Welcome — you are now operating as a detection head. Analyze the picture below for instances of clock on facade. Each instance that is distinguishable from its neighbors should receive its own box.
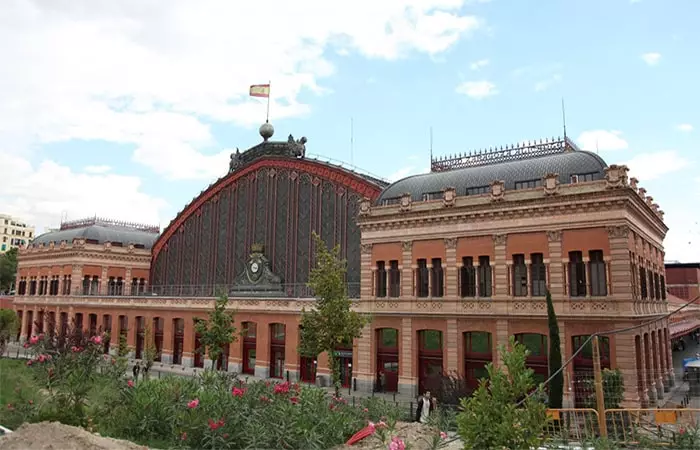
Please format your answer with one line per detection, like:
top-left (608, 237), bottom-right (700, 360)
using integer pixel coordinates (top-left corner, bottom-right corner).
top-left (250, 262), bottom-right (260, 273)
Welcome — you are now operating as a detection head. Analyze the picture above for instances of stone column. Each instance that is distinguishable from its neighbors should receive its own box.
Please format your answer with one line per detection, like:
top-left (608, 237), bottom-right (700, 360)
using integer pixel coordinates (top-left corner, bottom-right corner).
top-left (525, 261), bottom-right (532, 298)
top-left (445, 238), bottom-right (458, 298)
top-left (181, 318), bottom-right (194, 368)
top-left (495, 319), bottom-right (509, 369)
top-left (664, 327), bottom-right (675, 387)
top-left (124, 268), bottom-right (133, 296)
top-left (371, 267), bottom-right (377, 298)
top-left (658, 328), bottom-right (670, 393)
top-left (19, 309), bottom-right (28, 343)
top-left (643, 333), bottom-right (657, 405)
top-left (446, 318), bottom-right (459, 374)
top-left (545, 229), bottom-right (564, 292)
top-left (584, 257), bottom-right (591, 298)
top-left (110, 315), bottom-right (121, 356)
top-left (398, 317), bottom-right (415, 397)
top-left (355, 323), bottom-right (373, 393)
top-left (99, 267), bottom-right (108, 295)
top-left (161, 318), bottom-right (174, 364)
top-left (651, 330), bottom-right (664, 398)
top-left (426, 263), bottom-right (433, 298)
top-left (493, 234), bottom-right (508, 298)
top-left (401, 241), bottom-right (413, 297)
top-left (71, 265), bottom-right (82, 295)
top-left (559, 321), bottom-right (574, 408)
top-left (616, 330), bottom-right (642, 407)
top-left (606, 225), bottom-right (634, 301)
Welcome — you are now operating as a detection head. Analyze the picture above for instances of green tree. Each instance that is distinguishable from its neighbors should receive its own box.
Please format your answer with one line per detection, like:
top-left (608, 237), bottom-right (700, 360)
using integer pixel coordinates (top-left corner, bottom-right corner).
top-left (0, 308), bottom-right (20, 355)
top-left (546, 289), bottom-right (563, 408)
top-left (193, 294), bottom-right (238, 370)
top-left (299, 233), bottom-right (369, 395)
top-left (117, 331), bottom-right (130, 357)
top-left (141, 323), bottom-right (158, 375)
top-left (0, 247), bottom-right (18, 292)
top-left (457, 337), bottom-right (549, 450)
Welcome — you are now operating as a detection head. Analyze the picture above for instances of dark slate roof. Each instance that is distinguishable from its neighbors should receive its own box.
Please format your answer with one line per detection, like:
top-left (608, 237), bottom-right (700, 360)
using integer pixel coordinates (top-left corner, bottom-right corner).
top-left (31, 218), bottom-right (159, 249)
top-left (377, 144), bottom-right (608, 203)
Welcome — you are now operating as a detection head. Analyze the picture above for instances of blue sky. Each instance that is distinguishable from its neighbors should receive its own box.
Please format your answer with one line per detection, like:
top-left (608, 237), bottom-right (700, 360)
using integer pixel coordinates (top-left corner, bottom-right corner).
top-left (0, 0), bottom-right (698, 261)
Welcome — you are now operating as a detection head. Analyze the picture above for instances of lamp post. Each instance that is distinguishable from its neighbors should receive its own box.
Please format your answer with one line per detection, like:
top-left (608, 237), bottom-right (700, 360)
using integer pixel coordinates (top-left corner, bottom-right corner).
top-left (348, 362), bottom-right (352, 395)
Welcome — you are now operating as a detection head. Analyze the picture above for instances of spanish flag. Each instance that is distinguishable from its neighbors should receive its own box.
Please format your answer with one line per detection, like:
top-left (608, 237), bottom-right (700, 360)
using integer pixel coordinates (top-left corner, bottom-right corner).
top-left (249, 84), bottom-right (270, 98)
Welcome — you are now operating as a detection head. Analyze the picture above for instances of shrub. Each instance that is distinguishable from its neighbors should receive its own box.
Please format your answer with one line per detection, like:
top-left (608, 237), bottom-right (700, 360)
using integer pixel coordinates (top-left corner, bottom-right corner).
top-left (457, 337), bottom-right (549, 450)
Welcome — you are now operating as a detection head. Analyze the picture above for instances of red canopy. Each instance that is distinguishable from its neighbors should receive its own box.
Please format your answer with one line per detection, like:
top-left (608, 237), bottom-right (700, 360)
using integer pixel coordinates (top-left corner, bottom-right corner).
top-left (670, 320), bottom-right (700, 339)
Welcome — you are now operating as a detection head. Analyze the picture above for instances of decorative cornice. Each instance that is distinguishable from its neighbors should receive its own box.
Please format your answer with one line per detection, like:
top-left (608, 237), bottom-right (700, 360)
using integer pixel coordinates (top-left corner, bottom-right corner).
top-left (401, 241), bottom-right (413, 252)
top-left (444, 237), bottom-right (458, 249)
top-left (492, 234), bottom-right (507, 245)
top-left (607, 225), bottom-right (630, 239)
top-left (361, 243), bottom-right (373, 255)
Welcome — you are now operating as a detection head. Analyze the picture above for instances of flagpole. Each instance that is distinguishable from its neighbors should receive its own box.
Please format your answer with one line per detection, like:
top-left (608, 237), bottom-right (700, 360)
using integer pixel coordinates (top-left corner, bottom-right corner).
top-left (266, 80), bottom-right (271, 123)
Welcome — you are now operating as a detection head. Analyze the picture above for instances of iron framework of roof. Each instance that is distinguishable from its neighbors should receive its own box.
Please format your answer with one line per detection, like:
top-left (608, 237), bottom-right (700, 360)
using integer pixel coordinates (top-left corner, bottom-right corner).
top-left (60, 216), bottom-right (160, 234)
top-left (430, 136), bottom-right (582, 172)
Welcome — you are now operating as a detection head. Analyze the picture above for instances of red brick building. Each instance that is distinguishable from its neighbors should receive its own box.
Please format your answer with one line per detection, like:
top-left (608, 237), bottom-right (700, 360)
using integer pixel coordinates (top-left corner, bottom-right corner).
top-left (11, 130), bottom-right (677, 407)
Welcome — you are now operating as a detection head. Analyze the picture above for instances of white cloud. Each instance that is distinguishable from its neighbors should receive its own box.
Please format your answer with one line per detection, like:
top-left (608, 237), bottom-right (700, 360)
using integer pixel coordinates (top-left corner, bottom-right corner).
top-left (0, 152), bottom-right (168, 234)
top-left (534, 74), bottom-right (562, 92)
top-left (386, 165), bottom-right (429, 182)
top-left (469, 59), bottom-right (489, 70)
top-left (675, 123), bottom-right (693, 132)
top-left (456, 80), bottom-right (498, 99)
top-left (84, 165), bottom-right (111, 174)
top-left (577, 130), bottom-right (629, 151)
top-left (0, 0), bottom-right (484, 180)
top-left (641, 52), bottom-right (662, 66)
top-left (624, 151), bottom-right (689, 181)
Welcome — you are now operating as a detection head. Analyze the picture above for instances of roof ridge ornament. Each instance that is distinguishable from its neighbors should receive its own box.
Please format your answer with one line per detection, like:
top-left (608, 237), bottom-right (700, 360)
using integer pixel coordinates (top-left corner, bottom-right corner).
top-left (430, 136), bottom-right (580, 172)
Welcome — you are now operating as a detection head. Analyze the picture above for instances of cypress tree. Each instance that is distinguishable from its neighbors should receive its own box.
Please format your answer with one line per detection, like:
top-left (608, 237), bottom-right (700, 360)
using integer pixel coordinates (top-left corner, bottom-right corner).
top-left (546, 289), bottom-right (563, 408)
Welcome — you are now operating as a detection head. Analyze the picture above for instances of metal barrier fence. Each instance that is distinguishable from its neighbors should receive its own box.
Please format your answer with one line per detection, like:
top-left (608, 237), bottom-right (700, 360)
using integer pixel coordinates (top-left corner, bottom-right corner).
top-left (546, 408), bottom-right (700, 446)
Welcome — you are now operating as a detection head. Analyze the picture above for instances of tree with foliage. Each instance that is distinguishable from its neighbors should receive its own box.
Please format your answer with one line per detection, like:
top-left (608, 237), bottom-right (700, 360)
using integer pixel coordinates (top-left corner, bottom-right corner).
top-left (193, 294), bottom-right (238, 370)
top-left (299, 233), bottom-right (369, 395)
top-left (117, 331), bottom-right (130, 357)
top-left (141, 323), bottom-right (158, 376)
top-left (0, 308), bottom-right (20, 355)
top-left (546, 289), bottom-right (563, 408)
top-left (457, 337), bottom-right (549, 450)
top-left (0, 247), bottom-right (18, 293)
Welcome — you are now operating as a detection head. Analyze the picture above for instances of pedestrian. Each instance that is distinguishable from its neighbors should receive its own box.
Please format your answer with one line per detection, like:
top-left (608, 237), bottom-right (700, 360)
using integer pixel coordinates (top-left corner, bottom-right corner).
top-left (379, 370), bottom-right (386, 393)
top-left (132, 363), bottom-right (140, 382)
top-left (415, 391), bottom-right (434, 424)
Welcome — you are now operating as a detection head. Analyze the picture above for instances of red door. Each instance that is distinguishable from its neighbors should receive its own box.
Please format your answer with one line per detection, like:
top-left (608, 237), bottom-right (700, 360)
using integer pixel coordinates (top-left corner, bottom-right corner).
top-left (242, 341), bottom-right (256, 374)
top-left (377, 354), bottom-right (399, 392)
top-left (300, 356), bottom-right (316, 383)
top-left (418, 357), bottom-right (443, 394)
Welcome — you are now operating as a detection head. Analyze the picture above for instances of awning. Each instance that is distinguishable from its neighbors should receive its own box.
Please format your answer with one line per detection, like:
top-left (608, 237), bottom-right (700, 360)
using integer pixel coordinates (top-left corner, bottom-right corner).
top-left (670, 320), bottom-right (700, 339)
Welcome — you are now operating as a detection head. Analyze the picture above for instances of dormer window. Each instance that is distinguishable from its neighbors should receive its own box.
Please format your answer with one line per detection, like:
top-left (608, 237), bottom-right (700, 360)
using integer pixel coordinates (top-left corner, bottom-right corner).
top-left (421, 191), bottom-right (442, 201)
top-left (466, 186), bottom-right (489, 196)
top-left (571, 172), bottom-right (596, 183)
top-left (380, 198), bottom-right (401, 206)
top-left (514, 179), bottom-right (542, 190)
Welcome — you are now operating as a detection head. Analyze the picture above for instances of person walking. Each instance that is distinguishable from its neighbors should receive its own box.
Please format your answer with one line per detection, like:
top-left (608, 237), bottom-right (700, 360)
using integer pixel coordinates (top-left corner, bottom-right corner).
top-left (132, 363), bottom-right (140, 382)
top-left (415, 391), bottom-right (434, 424)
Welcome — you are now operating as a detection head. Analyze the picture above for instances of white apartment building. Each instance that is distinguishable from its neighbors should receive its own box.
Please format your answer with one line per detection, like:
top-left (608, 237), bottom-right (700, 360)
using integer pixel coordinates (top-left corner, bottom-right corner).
top-left (1, 213), bottom-right (35, 253)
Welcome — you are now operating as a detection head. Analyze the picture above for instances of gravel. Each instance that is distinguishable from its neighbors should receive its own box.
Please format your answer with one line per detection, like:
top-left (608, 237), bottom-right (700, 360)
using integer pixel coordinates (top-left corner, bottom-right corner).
top-left (0, 422), bottom-right (151, 450)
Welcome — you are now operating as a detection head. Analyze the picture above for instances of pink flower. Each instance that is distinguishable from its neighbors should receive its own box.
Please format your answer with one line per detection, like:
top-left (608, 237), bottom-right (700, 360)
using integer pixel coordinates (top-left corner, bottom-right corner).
top-left (38, 333), bottom-right (44, 340)
top-left (29, 336), bottom-right (39, 345)
top-left (127, 380), bottom-right (135, 388)
top-left (26, 360), bottom-right (33, 366)
top-left (368, 421), bottom-right (376, 430)
top-left (290, 396), bottom-right (299, 404)
top-left (181, 432), bottom-right (187, 441)
top-left (259, 395), bottom-right (270, 403)
top-left (6, 404), bottom-right (13, 410)
top-left (23, 343), bottom-right (29, 349)
top-left (440, 431), bottom-right (448, 440)
top-left (273, 382), bottom-right (290, 394)
top-left (38, 354), bottom-right (46, 363)
top-left (71, 346), bottom-right (79, 353)
top-left (208, 418), bottom-right (219, 431)
top-left (92, 335), bottom-right (102, 344)
top-left (389, 436), bottom-right (406, 450)
top-left (223, 433), bottom-right (229, 439)
top-left (187, 399), bottom-right (199, 409)
top-left (377, 421), bottom-right (387, 428)
top-left (232, 387), bottom-right (246, 397)
top-left (28, 400), bottom-right (33, 405)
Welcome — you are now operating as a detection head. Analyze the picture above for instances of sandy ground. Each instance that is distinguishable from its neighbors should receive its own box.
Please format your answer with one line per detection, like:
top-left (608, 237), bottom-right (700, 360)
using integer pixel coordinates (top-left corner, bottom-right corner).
top-left (0, 422), bottom-right (151, 450)
top-left (338, 421), bottom-right (463, 450)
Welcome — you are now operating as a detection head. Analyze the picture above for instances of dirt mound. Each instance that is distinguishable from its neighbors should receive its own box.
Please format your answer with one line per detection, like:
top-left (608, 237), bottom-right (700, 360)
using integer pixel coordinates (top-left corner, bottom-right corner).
top-left (339, 421), bottom-right (463, 450)
top-left (0, 422), bottom-right (150, 450)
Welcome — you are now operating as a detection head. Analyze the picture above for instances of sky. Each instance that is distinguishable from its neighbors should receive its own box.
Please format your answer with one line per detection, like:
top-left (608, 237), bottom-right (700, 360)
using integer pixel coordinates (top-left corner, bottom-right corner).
top-left (0, 0), bottom-right (698, 262)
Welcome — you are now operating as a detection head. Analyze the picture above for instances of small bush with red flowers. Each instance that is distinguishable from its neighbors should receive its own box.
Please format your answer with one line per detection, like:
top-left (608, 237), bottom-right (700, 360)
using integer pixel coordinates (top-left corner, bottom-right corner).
top-left (97, 372), bottom-right (405, 450)
top-left (16, 322), bottom-right (127, 428)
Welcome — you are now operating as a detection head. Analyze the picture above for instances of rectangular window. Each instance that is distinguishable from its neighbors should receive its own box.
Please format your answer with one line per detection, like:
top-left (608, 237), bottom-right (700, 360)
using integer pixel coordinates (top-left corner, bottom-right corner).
top-left (381, 198), bottom-right (400, 206)
top-left (514, 179), bottom-right (542, 190)
top-left (460, 257), bottom-right (476, 298)
top-left (639, 266), bottom-right (647, 299)
top-left (661, 275), bottom-right (666, 300)
top-left (589, 250), bottom-right (607, 296)
top-left (376, 261), bottom-right (387, 297)
top-left (531, 253), bottom-right (546, 297)
top-left (569, 251), bottom-right (587, 297)
top-left (431, 258), bottom-right (444, 298)
top-left (466, 186), bottom-right (490, 195)
top-left (388, 260), bottom-right (400, 298)
top-left (421, 192), bottom-right (442, 201)
top-left (512, 254), bottom-right (528, 297)
top-left (648, 271), bottom-right (655, 299)
top-left (417, 259), bottom-right (429, 298)
top-left (653, 273), bottom-right (660, 300)
top-left (478, 256), bottom-right (492, 297)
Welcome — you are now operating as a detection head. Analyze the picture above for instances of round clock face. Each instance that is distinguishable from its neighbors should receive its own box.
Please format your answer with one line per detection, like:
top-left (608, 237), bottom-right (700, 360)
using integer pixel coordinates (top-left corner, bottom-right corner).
top-left (250, 262), bottom-right (260, 273)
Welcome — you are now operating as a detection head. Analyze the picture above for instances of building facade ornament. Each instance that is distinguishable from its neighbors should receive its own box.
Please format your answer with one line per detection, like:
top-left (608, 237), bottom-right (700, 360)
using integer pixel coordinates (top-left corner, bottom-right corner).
top-left (401, 241), bottom-right (413, 252)
top-left (629, 177), bottom-right (639, 192)
top-left (546, 230), bottom-right (562, 242)
top-left (543, 173), bottom-right (560, 196)
top-left (490, 180), bottom-right (505, 202)
top-left (359, 198), bottom-right (371, 216)
top-left (399, 193), bottom-right (412, 212)
top-left (443, 187), bottom-right (456, 207)
top-left (444, 237), bottom-right (458, 249)
top-left (607, 225), bottom-right (630, 239)
top-left (492, 234), bottom-right (507, 245)
top-left (604, 164), bottom-right (629, 189)
top-left (638, 187), bottom-right (647, 201)
top-left (361, 243), bottom-right (373, 254)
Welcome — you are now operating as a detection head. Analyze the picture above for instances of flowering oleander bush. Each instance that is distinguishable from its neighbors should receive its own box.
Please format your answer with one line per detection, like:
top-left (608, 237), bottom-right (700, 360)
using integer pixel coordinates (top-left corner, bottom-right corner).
top-left (98, 373), bottom-right (405, 450)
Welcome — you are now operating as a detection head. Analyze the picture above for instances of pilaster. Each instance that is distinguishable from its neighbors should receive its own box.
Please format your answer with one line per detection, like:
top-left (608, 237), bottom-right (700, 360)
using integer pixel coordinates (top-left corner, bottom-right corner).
top-left (360, 243), bottom-right (373, 300)
top-left (446, 319), bottom-right (459, 373)
top-left (445, 238), bottom-right (458, 298)
top-left (495, 319), bottom-right (509, 368)
top-left (355, 323), bottom-right (373, 392)
top-left (398, 317), bottom-right (415, 397)
top-left (616, 330), bottom-right (641, 407)
top-left (493, 234), bottom-right (508, 298)
top-left (401, 241), bottom-right (413, 297)
top-left (606, 226), bottom-right (633, 299)
top-left (547, 231), bottom-right (563, 295)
